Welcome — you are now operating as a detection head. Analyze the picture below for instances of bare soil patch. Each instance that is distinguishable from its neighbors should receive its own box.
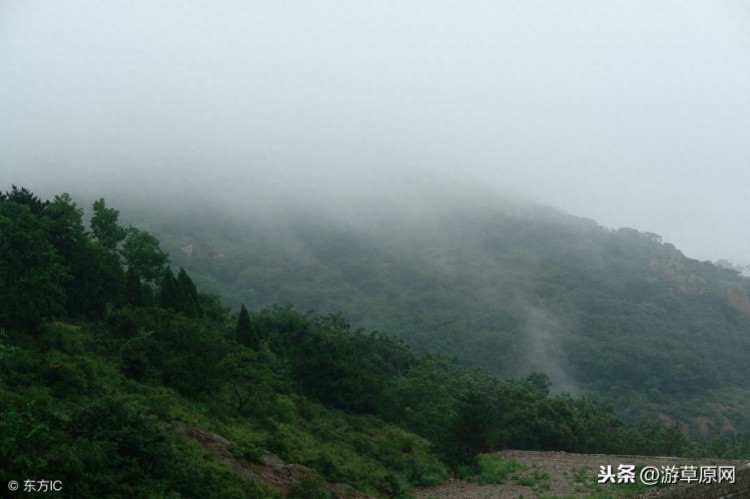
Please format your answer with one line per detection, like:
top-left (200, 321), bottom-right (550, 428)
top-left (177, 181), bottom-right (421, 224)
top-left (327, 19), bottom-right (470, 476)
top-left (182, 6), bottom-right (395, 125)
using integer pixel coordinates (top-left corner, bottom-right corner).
top-left (413, 450), bottom-right (748, 499)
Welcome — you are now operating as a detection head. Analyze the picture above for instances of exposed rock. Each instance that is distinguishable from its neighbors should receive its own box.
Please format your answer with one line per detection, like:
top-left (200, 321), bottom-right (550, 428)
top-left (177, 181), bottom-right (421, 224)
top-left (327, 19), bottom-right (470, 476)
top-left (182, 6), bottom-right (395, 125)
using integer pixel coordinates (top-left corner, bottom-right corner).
top-left (648, 258), bottom-right (705, 294)
top-left (726, 283), bottom-right (750, 320)
top-left (259, 452), bottom-right (313, 491)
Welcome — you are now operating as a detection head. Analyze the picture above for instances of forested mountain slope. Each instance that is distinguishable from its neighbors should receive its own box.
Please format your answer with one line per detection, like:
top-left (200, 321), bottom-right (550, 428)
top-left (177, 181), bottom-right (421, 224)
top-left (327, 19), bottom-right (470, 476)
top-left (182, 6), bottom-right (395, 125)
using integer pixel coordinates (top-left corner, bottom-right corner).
top-left (142, 200), bottom-right (750, 437)
top-left (9, 188), bottom-right (742, 498)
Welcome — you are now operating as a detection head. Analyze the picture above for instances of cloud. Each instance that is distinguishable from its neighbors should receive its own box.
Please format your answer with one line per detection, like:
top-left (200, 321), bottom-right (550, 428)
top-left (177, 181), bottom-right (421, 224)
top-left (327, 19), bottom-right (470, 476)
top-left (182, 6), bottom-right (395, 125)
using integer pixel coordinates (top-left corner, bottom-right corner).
top-left (2, 1), bottom-right (749, 261)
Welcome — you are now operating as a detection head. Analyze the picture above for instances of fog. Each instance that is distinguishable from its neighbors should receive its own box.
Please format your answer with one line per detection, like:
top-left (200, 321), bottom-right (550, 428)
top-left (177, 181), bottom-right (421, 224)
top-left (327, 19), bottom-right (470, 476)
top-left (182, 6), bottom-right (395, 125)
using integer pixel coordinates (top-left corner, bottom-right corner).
top-left (2, 1), bottom-right (749, 263)
top-left (522, 307), bottom-right (578, 395)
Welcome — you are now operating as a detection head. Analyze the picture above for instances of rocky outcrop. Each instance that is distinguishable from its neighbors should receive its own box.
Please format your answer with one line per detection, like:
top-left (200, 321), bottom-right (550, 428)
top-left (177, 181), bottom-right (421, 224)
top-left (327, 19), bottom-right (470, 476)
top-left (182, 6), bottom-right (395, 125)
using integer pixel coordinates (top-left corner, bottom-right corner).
top-left (726, 283), bottom-right (750, 320)
top-left (648, 258), bottom-right (705, 294)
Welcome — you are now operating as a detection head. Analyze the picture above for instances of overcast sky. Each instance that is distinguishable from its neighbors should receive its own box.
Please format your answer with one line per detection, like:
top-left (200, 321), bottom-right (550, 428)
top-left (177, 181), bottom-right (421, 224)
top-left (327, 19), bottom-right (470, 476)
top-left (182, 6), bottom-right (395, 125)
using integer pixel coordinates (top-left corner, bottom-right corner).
top-left (2, 1), bottom-right (749, 262)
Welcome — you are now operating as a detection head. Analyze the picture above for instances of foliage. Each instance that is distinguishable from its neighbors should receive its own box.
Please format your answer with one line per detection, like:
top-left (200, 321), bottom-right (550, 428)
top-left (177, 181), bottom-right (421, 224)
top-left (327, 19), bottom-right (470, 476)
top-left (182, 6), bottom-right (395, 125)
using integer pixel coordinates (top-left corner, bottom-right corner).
top-left (3, 188), bottom-right (748, 499)
top-left (236, 303), bottom-right (258, 348)
top-left (459, 455), bottom-right (527, 485)
top-left (152, 203), bottom-right (750, 437)
top-left (176, 267), bottom-right (203, 318)
top-left (90, 198), bottom-right (127, 253)
top-left (121, 226), bottom-right (168, 284)
top-left (158, 267), bottom-right (180, 311)
top-left (124, 266), bottom-right (144, 306)
top-left (0, 406), bottom-right (51, 482)
top-left (286, 476), bottom-right (331, 499)
top-left (0, 200), bottom-right (69, 329)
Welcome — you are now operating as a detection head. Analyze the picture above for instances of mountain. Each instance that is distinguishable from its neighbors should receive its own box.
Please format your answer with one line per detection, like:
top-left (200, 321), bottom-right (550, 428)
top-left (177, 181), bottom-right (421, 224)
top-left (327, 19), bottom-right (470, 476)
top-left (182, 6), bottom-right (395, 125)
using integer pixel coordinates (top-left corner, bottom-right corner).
top-left (3, 188), bottom-right (749, 498)
top-left (143, 199), bottom-right (750, 438)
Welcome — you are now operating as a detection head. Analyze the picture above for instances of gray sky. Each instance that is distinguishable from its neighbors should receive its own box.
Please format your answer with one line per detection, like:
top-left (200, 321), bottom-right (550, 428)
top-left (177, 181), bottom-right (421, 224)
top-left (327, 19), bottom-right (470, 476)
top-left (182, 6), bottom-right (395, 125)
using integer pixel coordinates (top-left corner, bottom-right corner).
top-left (2, 1), bottom-right (749, 262)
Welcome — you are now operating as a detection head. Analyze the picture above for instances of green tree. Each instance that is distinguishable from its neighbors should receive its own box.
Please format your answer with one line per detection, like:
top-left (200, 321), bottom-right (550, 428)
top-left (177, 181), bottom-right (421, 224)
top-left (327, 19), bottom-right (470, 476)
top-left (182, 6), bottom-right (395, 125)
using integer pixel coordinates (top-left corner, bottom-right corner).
top-left (525, 372), bottom-right (552, 399)
top-left (0, 201), bottom-right (69, 329)
top-left (46, 193), bottom-right (123, 317)
top-left (219, 349), bottom-right (279, 415)
top-left (90, 198), bottom-right (126, 253)
top-left (236, 304), bottom-right (258, 348)
top-left (176, 267), bottom-right (203, 318)
top-left (157, 314), bottom-right (227, 395)
top-left (386, 355), bottom-right (461, 444)
top-left (4, 185), bottom-right (46, 214)
top-left (443, 389), bottom-right (496, 464)
top-left (120, 227), bottom-right (168, 285)
top-left (158, 267), bottom-right (179, 311)
top-left (68, 396), bottom-right (174, 494)
top-left (124, 266), bottom-right (144, 306)
top-left (0, 406), bottom-right (51, 482)
top-left (45, 193), bottom-right (86, 255)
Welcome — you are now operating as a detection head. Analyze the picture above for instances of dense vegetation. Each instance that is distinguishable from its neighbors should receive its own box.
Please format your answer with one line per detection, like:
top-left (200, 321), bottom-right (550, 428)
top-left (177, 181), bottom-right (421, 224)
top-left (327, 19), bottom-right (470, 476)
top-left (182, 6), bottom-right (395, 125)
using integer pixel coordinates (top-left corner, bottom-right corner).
top-left (2, 188), bottom-right (748, 498)
top-left (139, 199), bottom-right (750, 438)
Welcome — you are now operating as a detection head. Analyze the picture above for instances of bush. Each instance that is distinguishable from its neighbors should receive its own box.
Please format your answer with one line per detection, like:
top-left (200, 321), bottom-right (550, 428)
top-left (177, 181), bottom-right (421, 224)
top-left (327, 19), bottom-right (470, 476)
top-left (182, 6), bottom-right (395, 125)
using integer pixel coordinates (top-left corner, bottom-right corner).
top-left (287, 476), bottom-right (331, 499)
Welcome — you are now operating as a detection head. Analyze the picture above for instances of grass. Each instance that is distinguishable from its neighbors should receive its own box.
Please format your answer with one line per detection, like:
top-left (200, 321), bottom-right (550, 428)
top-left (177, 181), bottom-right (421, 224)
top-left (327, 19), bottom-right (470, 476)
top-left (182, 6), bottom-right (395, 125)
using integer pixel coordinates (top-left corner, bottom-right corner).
top-left (514, 468), bottom-right (550, 493)
top-left (460, 454), bottom-right (528, 484)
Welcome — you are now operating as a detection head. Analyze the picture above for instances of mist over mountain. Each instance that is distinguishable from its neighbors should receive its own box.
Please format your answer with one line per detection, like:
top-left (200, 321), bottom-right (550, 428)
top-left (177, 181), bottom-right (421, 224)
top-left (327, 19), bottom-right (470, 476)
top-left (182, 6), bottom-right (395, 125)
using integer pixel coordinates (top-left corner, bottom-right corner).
top-left (105, 193), bottom-right (748, 438)
top-left (4, 3), bottom-right (750, 495)
top-left (12, 186), bottom-right (748, 497)
top-left (3, 1), bottom-right (750, 263)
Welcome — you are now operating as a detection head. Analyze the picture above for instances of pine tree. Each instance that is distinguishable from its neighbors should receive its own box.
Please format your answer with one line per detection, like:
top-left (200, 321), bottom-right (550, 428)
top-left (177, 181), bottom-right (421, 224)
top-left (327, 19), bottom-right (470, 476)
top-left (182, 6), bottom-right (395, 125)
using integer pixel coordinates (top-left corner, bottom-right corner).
top-left (236, 304), bottom-right (258, 348)
top-left (158, 268), bottom-right (179, 311)
top-left (176, 267), bottom-right (203, 318)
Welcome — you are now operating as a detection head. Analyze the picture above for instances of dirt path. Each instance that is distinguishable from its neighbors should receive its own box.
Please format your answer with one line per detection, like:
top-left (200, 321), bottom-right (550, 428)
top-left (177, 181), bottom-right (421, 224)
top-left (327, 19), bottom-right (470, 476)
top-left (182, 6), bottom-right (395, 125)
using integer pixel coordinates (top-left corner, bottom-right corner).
top-left (413, 450), bottom-right (748, 498)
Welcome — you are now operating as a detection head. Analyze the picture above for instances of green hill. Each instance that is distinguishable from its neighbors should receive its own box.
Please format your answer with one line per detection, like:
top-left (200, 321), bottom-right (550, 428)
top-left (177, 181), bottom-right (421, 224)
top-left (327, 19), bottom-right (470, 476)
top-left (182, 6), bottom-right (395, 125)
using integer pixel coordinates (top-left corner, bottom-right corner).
top-left (2, 188), bottom-right (749, 498)
top-left (143, 199), bottom-right (750, 438)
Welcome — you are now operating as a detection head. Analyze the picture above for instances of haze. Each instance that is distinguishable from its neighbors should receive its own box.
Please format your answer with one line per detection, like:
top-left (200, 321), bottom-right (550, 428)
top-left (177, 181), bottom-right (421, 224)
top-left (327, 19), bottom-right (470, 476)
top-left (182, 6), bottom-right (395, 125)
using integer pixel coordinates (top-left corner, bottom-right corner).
top-left (2, 1), bottom-right (749, 263)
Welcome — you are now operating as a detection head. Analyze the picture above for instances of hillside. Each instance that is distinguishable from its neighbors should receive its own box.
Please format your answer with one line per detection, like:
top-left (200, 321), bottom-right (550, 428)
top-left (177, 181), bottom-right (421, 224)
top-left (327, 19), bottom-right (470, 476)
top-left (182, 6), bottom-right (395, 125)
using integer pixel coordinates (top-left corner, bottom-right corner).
top-left (137, 199), bottom-right (750, 438)
top-left (10, 188), bottom-right (747, 498)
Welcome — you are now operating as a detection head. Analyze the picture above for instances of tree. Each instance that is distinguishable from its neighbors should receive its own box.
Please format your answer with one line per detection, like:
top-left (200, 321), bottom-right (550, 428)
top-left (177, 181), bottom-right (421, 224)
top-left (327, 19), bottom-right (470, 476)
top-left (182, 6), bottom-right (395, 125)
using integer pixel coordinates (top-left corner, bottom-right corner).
top-left (4, 185), bottom-right (46, 215)
top-left (46, 194), bottom-right (122, 317)
top-left (443, 389), bottom-right (496, 464)
top-left (176, 267), bottom-right (203, 318)
top-left (124, 266), bottom-right (144, 306)
top-left (525, 372), bottom-right (552, 399)
top-left (219, 350), bottom-right (278, 415)
top-left (90, 198), bottom-right (126, 253)
top-left (45, 193), bottom-right (86, 256)
top-left (69, 396), bottom-right (174, 494)
top-left (0, 201), bottom-right (69, 329)
top-left (157, 314), bottom-right (227, 395)
top-left (158, 268), bottom-right (179, 311)
top-left (236, 304), bottom-right (258, 348)
top-left (120, 227), bottom-right (168, 285)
